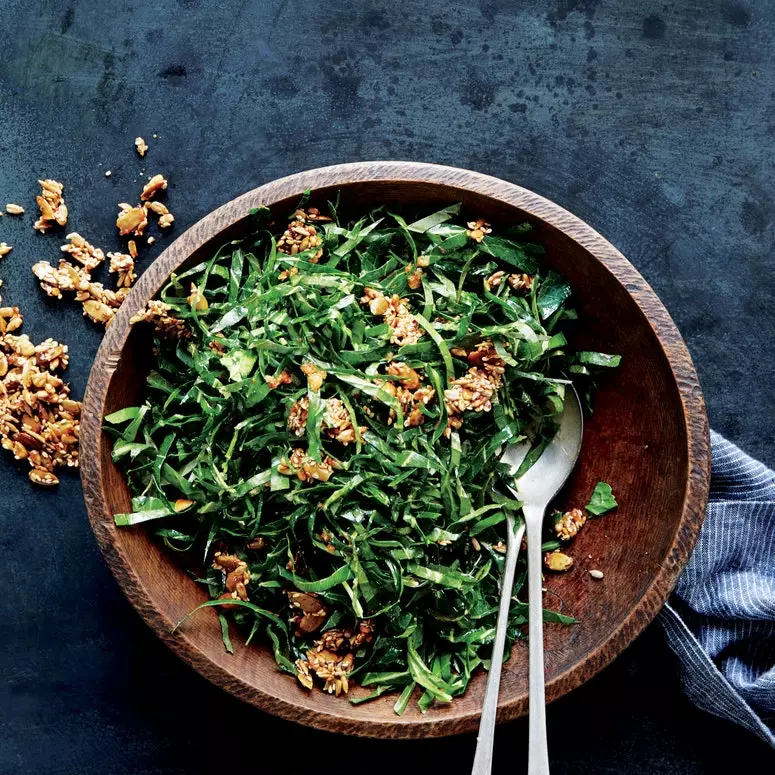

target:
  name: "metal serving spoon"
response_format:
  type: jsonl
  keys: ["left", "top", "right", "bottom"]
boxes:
{"left": 472, "top": 387, "right": 583, "bottom": 775}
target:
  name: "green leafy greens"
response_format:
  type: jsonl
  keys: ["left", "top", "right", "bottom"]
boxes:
{"left": 109, "top": 201, "right": 619, "bottom": 712}
{"left": 585, "top": 481, "right": 618, "bottom": 516}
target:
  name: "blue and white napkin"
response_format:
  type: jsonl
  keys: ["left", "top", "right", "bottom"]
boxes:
{"left": 659, "top": 430, "right": 775, "bottom": 747}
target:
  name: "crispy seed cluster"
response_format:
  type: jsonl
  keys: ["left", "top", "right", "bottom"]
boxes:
{"left": 288, "top": 395, "right": 366, "bottom": 444}
{"left": 33, "top": 233, "right": 130, "bottom": 326}
{"left": 277, "top": 447, "right": 336, "bottom": 483}
{"left": 129, "top": 300, "right": 187, "bottom": 339}
{"left": 276, "top": 208, "right": 327, "bottom": 262}
{"left": 466, "top": 218, "right": 491, "bottom": 243}
{"left": 108, "top": 251, "right": 136, "bottom": 288}
{"left": 212, "top": 552, "right": 250, "bottom": 602}
{"left": 0, "top": 305, "right": 80, "bottom": 486}
{"left": 486, "top": 270, "right": 534, "bottom": 292}
{"left": 443, "top": 341, "right": 505, "bottom": 434}
{"left": 360, "top": 287, "right": 424, "bottom": 347}
{"left": 116, "top": 174, "right": 171, "bottom": 237}
{"left": 134, "top": 136, "right": 148, "bottom": 157}
{"left": 33, "top": 179, "right": 68, "bottom": 233}
{"left": 295, "top": 620, "right": 374, "bottom": 695}
{"left": 553, "top": 508, "right": 587, "bottom": 541}
{"left": 377, "top": 365, "right": 436, "bottom": 428}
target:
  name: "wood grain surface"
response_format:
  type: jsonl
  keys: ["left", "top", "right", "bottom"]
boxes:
{"left": 79, "top": 161, "right": 710, "bottom": 738}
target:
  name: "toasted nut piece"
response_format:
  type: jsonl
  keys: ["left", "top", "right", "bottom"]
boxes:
{"left": 147, "top": 200, "right": 169, "bottom": 215}
{"left": 82, "top": 299, "right": 115, "bottom": 325}
{"left": 301, "top": 361, "right": 326, "bottom": 392}
{"left": 135, "top": 136, "right": 148, "bottom": 157}
{"left": 13, "top": 431, "right": 43, "bottom": 451}
{"left": 295, "top": 658, "right": 314, "bottom": 690}
{"left": 173, "top": 498, "right": 195, "bottom": 512}
{"left": 589, "top": 569, "right": 605, "bottom": 579}
{"left": 186, "top": 284, "right": 208, "bottom": 311}
{"left": 544, "top": 550, "right": 574, "bottom": 572}
{"left": 116, "top": 205, "right": 148, "bottom": 236}
{"left": 140, "top": 173, "right": 168, "bottom": 201}
{"left": 0, "top": 243, "right": 12, "bottom": 257}
{"left": 6, "top": 204, "right": 24, "bottom": 215}
{"left": 158, "top": 212, "right": 175, "bottom": 229}
{"left": 29, "top": 468, "right": 59, "bottom": 486}
{"left": 369, "top": 295, "right": 389, "bottom": 316}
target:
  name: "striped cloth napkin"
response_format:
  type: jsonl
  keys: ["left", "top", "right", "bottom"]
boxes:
{"left": 659, "top": 430, "right": 775, "bottom": 747}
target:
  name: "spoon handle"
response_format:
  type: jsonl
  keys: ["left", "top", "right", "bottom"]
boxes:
{"left": 471, "top": 515, "right": 525, "bottom": 775}
{"left": 525, "top": 503, "right": 551, "bottom": 775}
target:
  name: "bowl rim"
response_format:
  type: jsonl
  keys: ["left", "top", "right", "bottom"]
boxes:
{"left": 80, "top": 161, "right": 710, "bottom": 738}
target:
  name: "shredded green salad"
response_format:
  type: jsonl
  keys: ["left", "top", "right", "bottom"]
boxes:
{"left": 108, "top": 199, "right": 619, "bottom": 713}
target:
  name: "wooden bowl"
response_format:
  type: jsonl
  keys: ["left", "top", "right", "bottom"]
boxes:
{"left": 80, "top": 162, "right": 710, "bottom": 738}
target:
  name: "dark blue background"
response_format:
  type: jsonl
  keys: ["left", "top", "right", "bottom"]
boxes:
{"left": 1, "top": 0, "right": 773, "bottom": 772}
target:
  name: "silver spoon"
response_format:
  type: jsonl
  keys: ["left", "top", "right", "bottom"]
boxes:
{"left": 472, "top": 387, "right": 583, "bottom": 775}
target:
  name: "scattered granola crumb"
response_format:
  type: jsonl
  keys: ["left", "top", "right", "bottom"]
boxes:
{"left": 60, "top": 233, "right": 105, "bottom": 271}
{"left": 127, "top": 240, "right": 138, "bottom": 259}
{"left": 553, "top": 508, "right": 587, "bottom": 542}
{"left": 116, "top": 203, "right": 148, "bottom": 237}
{"left": 108, "top": 252, "right": 136, "bottom": 288}
{"left": 140, "top": 173, "right": 167, "bottom": 201}
{"left": 33, "top": 180, "right": 68, "bottom": 232}
{"left": 589, "top": 569, "right": 605, "bottom": 580}
{"left": 135, "top": 136, "right": 148, "bottom": 157}
{"left": 104, "top": 170, "right": 112, "bottom": 177}
{"left": 0, "top": 243, "right": 12, "bottom": 258}
{"left": 5, "top": 204, "right": 24, "bottom": 215}
{"left": 544, "top": 550, "right": 574, "bottom": 572}
{"left": 147, "top": 236, "right": 156, "bottom": 245}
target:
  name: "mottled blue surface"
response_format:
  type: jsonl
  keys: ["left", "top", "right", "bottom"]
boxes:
{"left": 0, "top": 0, "right": 773, "bottom": 772}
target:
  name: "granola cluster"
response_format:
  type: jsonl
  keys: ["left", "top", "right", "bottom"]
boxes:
{"left": 212, "top": 552, "right": 251, "bottom": 603}
{"left": 33, "top": 233, "right": 130, "bottom": 326}
{"left": 360, "top": 288, "right": 424, "bottom": 347}
{"left": 543, "top": 509, "right": 590, "bottom": 572}
{"left": 553, "top": 508, "right": 587, "bottom": 541}
{"left": 443, "top": 341, "right": 505, "bottom": 434}
{"left": 129, "top": 300, "right": 187, "bottom": 339}
{"left": 295, "top": 619, "right": 374, "bottom": 695}
{"left": 116, "top": 174, "right": 171, "bottom": 237}
{"left": 486, "top": 270, "right": 534, "bottom": 292}
{"left": 0, "top": 305, "right": 80, "bottom": 486}
{"left": 277, "top": 447, "right": 336, "bottom": 483}
{"left": 466, "top": 218, "right": 491, "bottom": 243}
{"left": 378, "top": 365, "right": 436, "bottom": 428}
{"left": 287, "top": 395, "right": 365, "bottom": 445}
{"left": 33, "top": 179, "right": 68, "bottom": 233}
{"left": 276, "top": 208, "right": 327, "bottom": 261}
